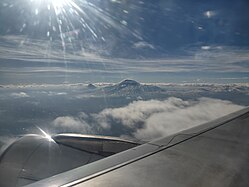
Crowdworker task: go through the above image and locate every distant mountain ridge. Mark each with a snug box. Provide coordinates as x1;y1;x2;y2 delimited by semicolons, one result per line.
101;79;163;96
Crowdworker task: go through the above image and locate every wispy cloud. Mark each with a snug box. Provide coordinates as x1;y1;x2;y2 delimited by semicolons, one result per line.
0;35;106;62
0;35;248;76
133;41;155;49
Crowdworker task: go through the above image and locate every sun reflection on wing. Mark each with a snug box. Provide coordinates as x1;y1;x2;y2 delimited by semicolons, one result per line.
37;126;55;142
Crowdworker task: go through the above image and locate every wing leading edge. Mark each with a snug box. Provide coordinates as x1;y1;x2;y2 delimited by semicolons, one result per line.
26;107;249;187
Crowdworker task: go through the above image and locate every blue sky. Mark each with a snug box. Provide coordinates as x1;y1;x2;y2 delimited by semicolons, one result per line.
0;0;248;84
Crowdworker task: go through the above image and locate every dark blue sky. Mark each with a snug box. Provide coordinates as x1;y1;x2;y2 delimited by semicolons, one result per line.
0;0;248;84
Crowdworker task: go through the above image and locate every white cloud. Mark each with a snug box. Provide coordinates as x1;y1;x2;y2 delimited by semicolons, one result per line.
47;91;67;96
133;41;155;49
204;10;216;18
94;98;189;129
91;97;244;141
10;92;30;98
134;98;243;140
50;97;244;141
201;46;211;50
52;114;93;133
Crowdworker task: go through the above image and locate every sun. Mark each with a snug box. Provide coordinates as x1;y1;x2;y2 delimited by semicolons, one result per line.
30;0;68;10
51;0;67;9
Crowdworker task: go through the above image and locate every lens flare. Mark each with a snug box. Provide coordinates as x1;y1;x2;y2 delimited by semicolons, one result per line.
37;126;55;142
1;0;141;82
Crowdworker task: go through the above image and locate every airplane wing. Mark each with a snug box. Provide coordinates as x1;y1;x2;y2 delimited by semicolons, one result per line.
24;107;249;187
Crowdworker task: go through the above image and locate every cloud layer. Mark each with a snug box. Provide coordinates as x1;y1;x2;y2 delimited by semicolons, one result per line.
0;35;249;75
132;98;243;140
10;92;30;98
51;97;244;141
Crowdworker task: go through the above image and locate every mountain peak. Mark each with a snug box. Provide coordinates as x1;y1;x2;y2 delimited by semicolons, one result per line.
118;79;140;88
98;79;163;97
87;83;96;89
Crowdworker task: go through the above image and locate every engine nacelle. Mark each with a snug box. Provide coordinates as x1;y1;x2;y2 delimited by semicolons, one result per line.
0;134;139;187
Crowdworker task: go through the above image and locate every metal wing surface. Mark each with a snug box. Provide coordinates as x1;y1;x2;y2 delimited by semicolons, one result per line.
25;107;249;187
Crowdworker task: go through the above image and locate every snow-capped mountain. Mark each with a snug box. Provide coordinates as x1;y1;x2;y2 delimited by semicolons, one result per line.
100;79;163;96
87;83;97;89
